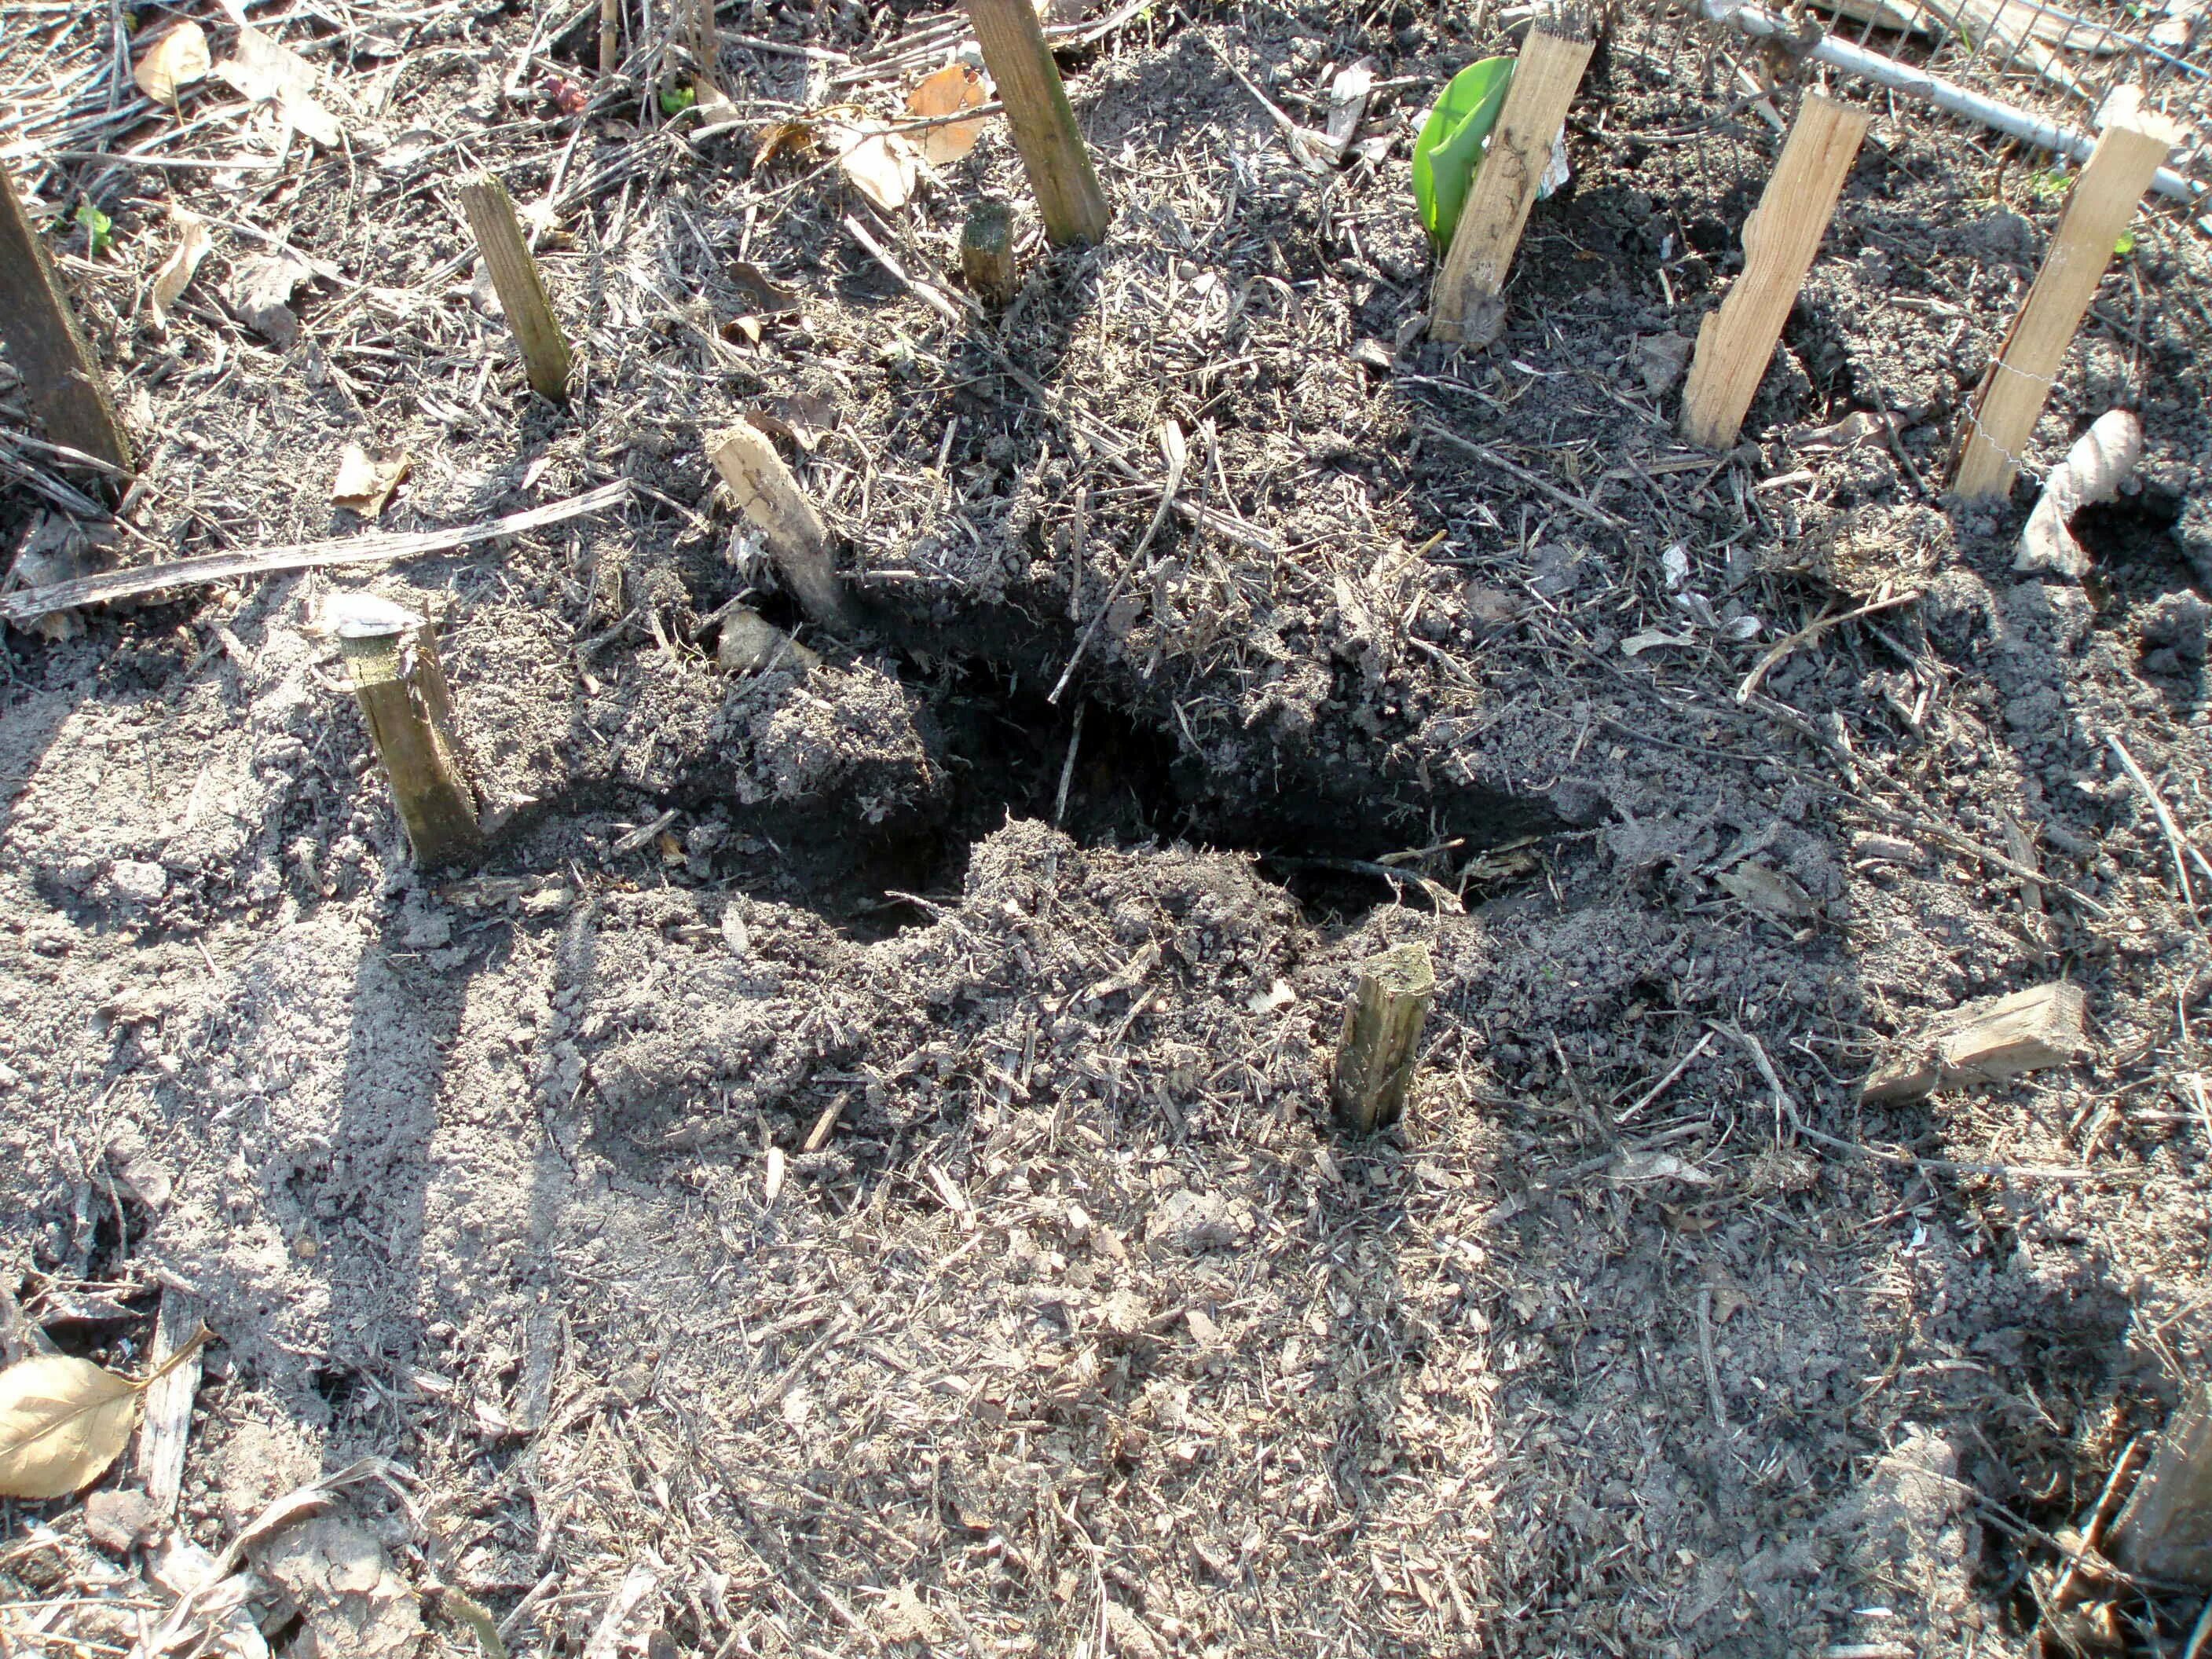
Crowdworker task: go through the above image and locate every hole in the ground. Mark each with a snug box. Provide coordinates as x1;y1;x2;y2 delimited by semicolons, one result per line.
698;639;1559;937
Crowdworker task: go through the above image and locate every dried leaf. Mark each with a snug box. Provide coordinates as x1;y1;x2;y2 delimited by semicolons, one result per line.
150;208;211;330
134;22;211;104
1714;861;1817;924
331;445;411;516
234;249;317;345
908;64;986;165
0;1354;140;1499
543;74;588;116
728;260;800;318
832;126;920;211
753;119;817;170
214;27;344;147
2015;409;2142;579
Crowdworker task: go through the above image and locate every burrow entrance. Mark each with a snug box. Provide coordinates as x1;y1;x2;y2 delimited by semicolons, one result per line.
689;606;1563;936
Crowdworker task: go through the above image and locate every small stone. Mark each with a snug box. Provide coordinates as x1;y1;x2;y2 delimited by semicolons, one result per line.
1631;332;1694;398
109;861;168;906
1144;1188;1247;1253
84;1488;160;1553
716;609;818;676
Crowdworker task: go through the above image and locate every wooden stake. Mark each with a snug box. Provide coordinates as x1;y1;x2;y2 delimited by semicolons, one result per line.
1331;943;1437;1132
2108;1382;2212;1586
1679;93;1870;449
1430;20;1593;346
961;199;1018;308
963;0;1108;247
0;161;132;477
706;425;859;634
333;595;483;869
599;0;619;75
457;174;573;405
1953;90;2180;500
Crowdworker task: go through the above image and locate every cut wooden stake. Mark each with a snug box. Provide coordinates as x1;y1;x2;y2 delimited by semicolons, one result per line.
1679;93;1869;449
2108;1382;2212;1586
333;595;483;870
1331;943;1436;1132
0;161;132;478
706;425;859;634
458;174;574;404
1430;20;1593;346
1860;980;2088;1104
962;0;1108;246
961;198;1018;308
1953;90;2180;500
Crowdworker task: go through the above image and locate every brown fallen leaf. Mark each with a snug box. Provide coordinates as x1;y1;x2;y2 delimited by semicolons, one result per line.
0;1333;208;1500
331;445;411;516
134;22;211;104
753;119;818;170
729;259;800;318
233;248;317;345
830;123;920;211
214;26;343;146
908;64;987;166
148;207;211;331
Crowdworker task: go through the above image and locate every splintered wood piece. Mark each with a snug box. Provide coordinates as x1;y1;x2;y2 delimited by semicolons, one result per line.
334;597;483;869
458;174;573;404
1860;981;2088;1103
963;0;1108;246
134;1289;203;1516
1331;943;1437;1132
1430;21;1593;346
707;424;858;633
2109;1382;2212;1587
0;161;133;476
961;199;1018;308
1953;92;2180;500
1679;93;1870;449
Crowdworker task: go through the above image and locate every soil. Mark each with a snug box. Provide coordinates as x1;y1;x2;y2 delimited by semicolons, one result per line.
2;0;2211;1654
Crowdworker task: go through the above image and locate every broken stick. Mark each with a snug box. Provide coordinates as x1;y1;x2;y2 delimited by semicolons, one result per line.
458;174;574;404
0;160;133;477
1331;943;1437;1132
1679;93;1870;449
1430;14;1593;346
333;595;484;869
963;0;1108;246
1859;980;2088;1104
1953;90;2180;500
135;1289;204;1517
0;482;629;623
2108;1382;2212;1587
706;424;859;634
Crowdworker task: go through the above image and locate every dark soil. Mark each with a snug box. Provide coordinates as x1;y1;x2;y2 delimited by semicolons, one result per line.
2;0;2211;1654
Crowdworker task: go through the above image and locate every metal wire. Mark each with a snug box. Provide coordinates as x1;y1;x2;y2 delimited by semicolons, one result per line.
1688;0;2212;201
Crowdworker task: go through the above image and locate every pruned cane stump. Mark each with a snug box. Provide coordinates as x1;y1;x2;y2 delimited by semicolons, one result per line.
1331;943;1436;1132
335;598;482;870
